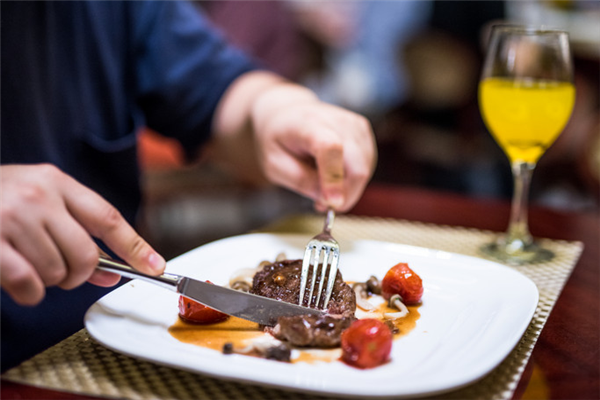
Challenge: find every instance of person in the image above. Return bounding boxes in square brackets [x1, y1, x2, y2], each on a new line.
[0, 1, 377, 371]
[288, 1, 433, 117]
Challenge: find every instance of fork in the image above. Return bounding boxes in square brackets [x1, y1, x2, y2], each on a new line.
[299, 208, 340, 310]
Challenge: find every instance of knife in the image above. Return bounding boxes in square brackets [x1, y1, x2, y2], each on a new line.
[97, 255, 325, 326]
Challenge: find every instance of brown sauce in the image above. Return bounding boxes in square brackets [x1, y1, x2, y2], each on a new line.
[293, 348, 343, 364]
[168, 316, 264, 351]
[369, 303, 421, 338]
[168, 300, 421, 364]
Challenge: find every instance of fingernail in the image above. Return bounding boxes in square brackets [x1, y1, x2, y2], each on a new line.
[148, 252, 165, 272]
[328, 193, 344, 209]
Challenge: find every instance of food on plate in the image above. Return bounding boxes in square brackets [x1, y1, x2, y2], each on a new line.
[385, 294, 409, 319]
[250, 258, 357, 347]
[178, 281, 230, 324]
[365, 275, 382, 295]
[227, 253, 286, 292]
[171, 254, 423, 369]
[250, 259, 356, 316]
[352, 275, 381, 311]
[381, 262, 423, 305]
[270, 313, 355, 347]
[178, 295, 230, 324]
[223, 337, 292, 362]
[340, 318, 393, 369]
[169, 315, 265, 352]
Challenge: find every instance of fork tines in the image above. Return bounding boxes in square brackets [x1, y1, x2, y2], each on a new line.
[299, 240, 340, 310]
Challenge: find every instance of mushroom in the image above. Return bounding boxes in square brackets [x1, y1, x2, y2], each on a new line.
[231, 281, 251, 292]
[228, 268, 257, 289]
[352, 282, 376, 311]
[384, 320, 400, 335]
[384, 294, 409, 319]
[229, 254, 288, 290]
[366, 275, 382, 295]
[222, 339, 291, 362]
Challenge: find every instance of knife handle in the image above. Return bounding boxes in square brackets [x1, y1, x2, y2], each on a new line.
[97, 255, 181, 293]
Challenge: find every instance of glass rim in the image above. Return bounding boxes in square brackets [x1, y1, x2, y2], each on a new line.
[490, 24, 569, 36]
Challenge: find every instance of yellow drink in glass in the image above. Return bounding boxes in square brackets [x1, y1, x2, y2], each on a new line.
[478, 26, 574, 264]
[479, 77, 575, 164]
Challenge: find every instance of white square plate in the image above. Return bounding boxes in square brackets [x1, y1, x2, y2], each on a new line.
[85, 233, 538, 398]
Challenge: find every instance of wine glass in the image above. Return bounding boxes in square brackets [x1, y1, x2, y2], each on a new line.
[479, 25, 575, 264]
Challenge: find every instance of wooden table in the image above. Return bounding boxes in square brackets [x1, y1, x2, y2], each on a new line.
[351, 184, 600, 400]
[2, 183, 599, 399]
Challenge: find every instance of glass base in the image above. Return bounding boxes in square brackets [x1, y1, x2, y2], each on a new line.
[480, 237, 554, 265]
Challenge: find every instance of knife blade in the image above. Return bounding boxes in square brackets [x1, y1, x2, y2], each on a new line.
[97, 256, 325, 326]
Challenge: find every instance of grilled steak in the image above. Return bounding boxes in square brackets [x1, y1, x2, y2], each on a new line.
[251, 259, 356, 347]
[271, 314, 356, 347]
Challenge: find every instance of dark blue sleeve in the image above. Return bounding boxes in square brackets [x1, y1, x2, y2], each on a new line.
[0, 1, 260, 372]
[130, 1, 258, 154]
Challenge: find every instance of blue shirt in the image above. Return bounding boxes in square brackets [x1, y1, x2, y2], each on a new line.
[1, 0, 256, 371]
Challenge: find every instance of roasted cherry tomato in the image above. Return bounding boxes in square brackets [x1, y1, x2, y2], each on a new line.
[178, 281, 230, 324]
[381, 262, 423, 305]
[341, 319, 393, 369]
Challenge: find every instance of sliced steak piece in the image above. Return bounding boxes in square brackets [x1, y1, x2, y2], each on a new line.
[251, 258, 356, 347]
[270, 314, 356, 347]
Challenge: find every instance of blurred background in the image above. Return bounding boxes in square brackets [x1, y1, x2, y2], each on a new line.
[137, 0, 600, 260]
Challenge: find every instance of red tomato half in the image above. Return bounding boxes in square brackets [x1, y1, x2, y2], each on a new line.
[381, 262, 423, 305]
[178, 281, 230, 324]
[340, 319, 392, 369]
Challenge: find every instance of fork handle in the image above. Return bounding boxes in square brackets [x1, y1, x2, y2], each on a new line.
[323, 208, 335, 235]
[97, 255, 181, 293]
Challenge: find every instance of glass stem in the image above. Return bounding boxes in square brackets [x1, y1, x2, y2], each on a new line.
[506, 161, 535, 249]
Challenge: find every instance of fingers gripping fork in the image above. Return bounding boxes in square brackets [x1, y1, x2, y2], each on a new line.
[299, 209, 340, 310]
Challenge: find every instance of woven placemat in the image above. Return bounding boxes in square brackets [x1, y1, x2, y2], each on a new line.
[3, 215, 584, 400]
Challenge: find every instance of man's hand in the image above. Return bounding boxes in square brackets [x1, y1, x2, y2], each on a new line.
[0, 164, 166, 306]
[211, 71, 377, 212]
[251, 84, 376, 212]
